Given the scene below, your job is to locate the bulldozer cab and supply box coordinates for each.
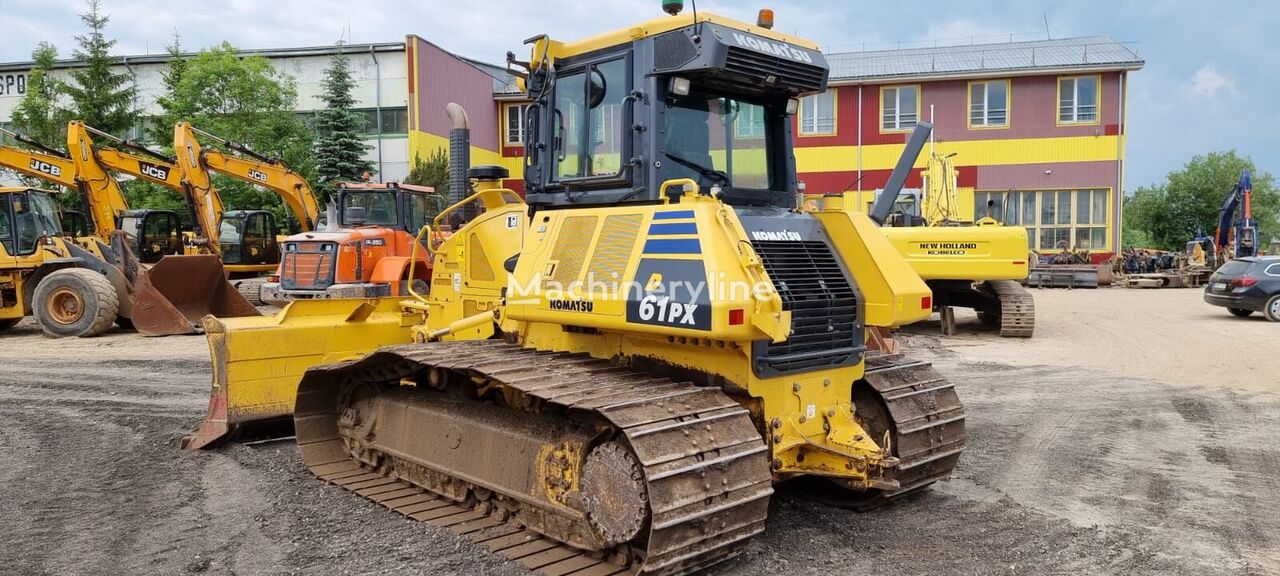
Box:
[0,188,63,259]
[521,18,827,210]
[219,209,279,266]
[336,183,444,236]
[119,209,184,264]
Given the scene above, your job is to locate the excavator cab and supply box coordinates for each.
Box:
[218,209,279,267]
[59,210,90,238]
[117,209,184,264]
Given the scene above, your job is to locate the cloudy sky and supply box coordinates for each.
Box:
[5,0,1277,190]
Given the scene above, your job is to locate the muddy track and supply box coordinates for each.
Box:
[0,304,1278,575]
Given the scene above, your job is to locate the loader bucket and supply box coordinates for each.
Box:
[180,298,414,449]
[131,255,261,336]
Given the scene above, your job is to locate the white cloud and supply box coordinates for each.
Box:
[1189,65,1236,97]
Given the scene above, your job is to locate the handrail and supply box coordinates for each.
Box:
[405,186,525,304]
[658,178,699,203]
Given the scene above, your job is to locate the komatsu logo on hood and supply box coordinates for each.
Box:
[751,229,803,241]
[730,32,814,64]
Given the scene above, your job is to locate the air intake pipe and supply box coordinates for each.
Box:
[868,121,933,225]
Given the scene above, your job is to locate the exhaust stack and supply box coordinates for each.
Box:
[446,103,470,208]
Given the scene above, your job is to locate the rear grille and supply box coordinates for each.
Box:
[281,241,337,291]
[753,240,862,375]
[724,47,826,93]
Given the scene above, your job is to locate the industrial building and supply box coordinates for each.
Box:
[0,42,412,181]
[0,33,1142,259]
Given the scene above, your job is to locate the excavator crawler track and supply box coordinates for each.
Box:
[985,279,1035,338]
[295,340,773,576]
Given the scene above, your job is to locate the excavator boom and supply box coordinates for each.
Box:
[1,127,129,244]
[65,121,258,335]
[175,122,320,232]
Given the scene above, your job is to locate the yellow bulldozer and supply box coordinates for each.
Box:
[186,7,966,574]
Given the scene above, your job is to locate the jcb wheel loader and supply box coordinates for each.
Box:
[1,187,139,337]
[189,8,966,574]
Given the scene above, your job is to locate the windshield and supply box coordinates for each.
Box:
[219,216,246,242]
[342,191,398,226]
[663,94,772,190]
[11,192,63,255]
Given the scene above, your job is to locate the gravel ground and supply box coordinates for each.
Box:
[0,288,1276,575]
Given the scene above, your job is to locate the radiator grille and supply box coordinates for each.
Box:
[754,240,861,374]
[281,241,337,291]
[587,214,642,293]
[545,215,598,288]
[723,47,826,93]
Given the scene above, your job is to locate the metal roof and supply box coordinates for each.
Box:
[0,42,406,72]
[826,35,1143,83]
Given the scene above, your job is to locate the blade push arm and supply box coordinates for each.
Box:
[175,122,320,231]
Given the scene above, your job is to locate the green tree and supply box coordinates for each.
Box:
[313,48,373,202]
[1123,151,1278,250]
[404,148,450,192]
[63,0,135,136]
[10,42,67,146]
[144,41,313,229]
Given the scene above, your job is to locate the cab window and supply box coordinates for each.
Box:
[343,191,398,226]
[13,192,62,255]
[0,198,12,255]
[554,57,629,181]
[404,193,432,234]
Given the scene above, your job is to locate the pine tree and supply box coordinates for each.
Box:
[63,0,135,136]
[405,149,450,192]
[313,47,373,202]
[10,42,67,146]
[148,31,188,144]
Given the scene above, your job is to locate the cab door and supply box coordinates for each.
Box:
[243,211,279,265]
[0,193,17,267]
[0,194,21,321]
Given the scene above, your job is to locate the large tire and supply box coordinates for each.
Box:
[1228,308,1253,318]
[32,268,119,338]
[1265,295,1280,323]
[0,318,21,331]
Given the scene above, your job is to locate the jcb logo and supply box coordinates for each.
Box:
[138,161,170,181]
[247,169,268,182]
[28,158,61,177]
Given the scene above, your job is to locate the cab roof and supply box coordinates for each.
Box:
[552,10,821,59]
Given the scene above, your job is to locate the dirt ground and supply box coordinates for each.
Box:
[0,287,1277,575]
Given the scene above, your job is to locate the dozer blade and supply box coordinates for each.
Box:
[131,255,260,336]
[181,298,413,450]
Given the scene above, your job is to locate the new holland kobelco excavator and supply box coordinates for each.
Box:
[873,136,1034,338]
[187,7,965,574]
[0,126,186,263]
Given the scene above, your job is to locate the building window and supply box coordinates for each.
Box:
[799,90,835,135]
[505,104,530,145]
[1058,76,1099,124]
[976,189,1109,251]
[735,103,765,138]
[882,85,919,131]
[969,80,1008,127]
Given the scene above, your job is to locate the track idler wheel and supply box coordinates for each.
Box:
[580,441,649,546]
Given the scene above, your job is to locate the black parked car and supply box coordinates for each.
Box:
[1204,256,1280,321]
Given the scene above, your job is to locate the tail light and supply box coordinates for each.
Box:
[921,296,933,310]
[1230,277,1258,287]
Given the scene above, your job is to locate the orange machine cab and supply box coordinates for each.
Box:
[261,182,444,304]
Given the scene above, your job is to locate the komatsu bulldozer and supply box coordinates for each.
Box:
[188,8,965,574]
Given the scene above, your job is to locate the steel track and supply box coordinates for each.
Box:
[295,340,773,576]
